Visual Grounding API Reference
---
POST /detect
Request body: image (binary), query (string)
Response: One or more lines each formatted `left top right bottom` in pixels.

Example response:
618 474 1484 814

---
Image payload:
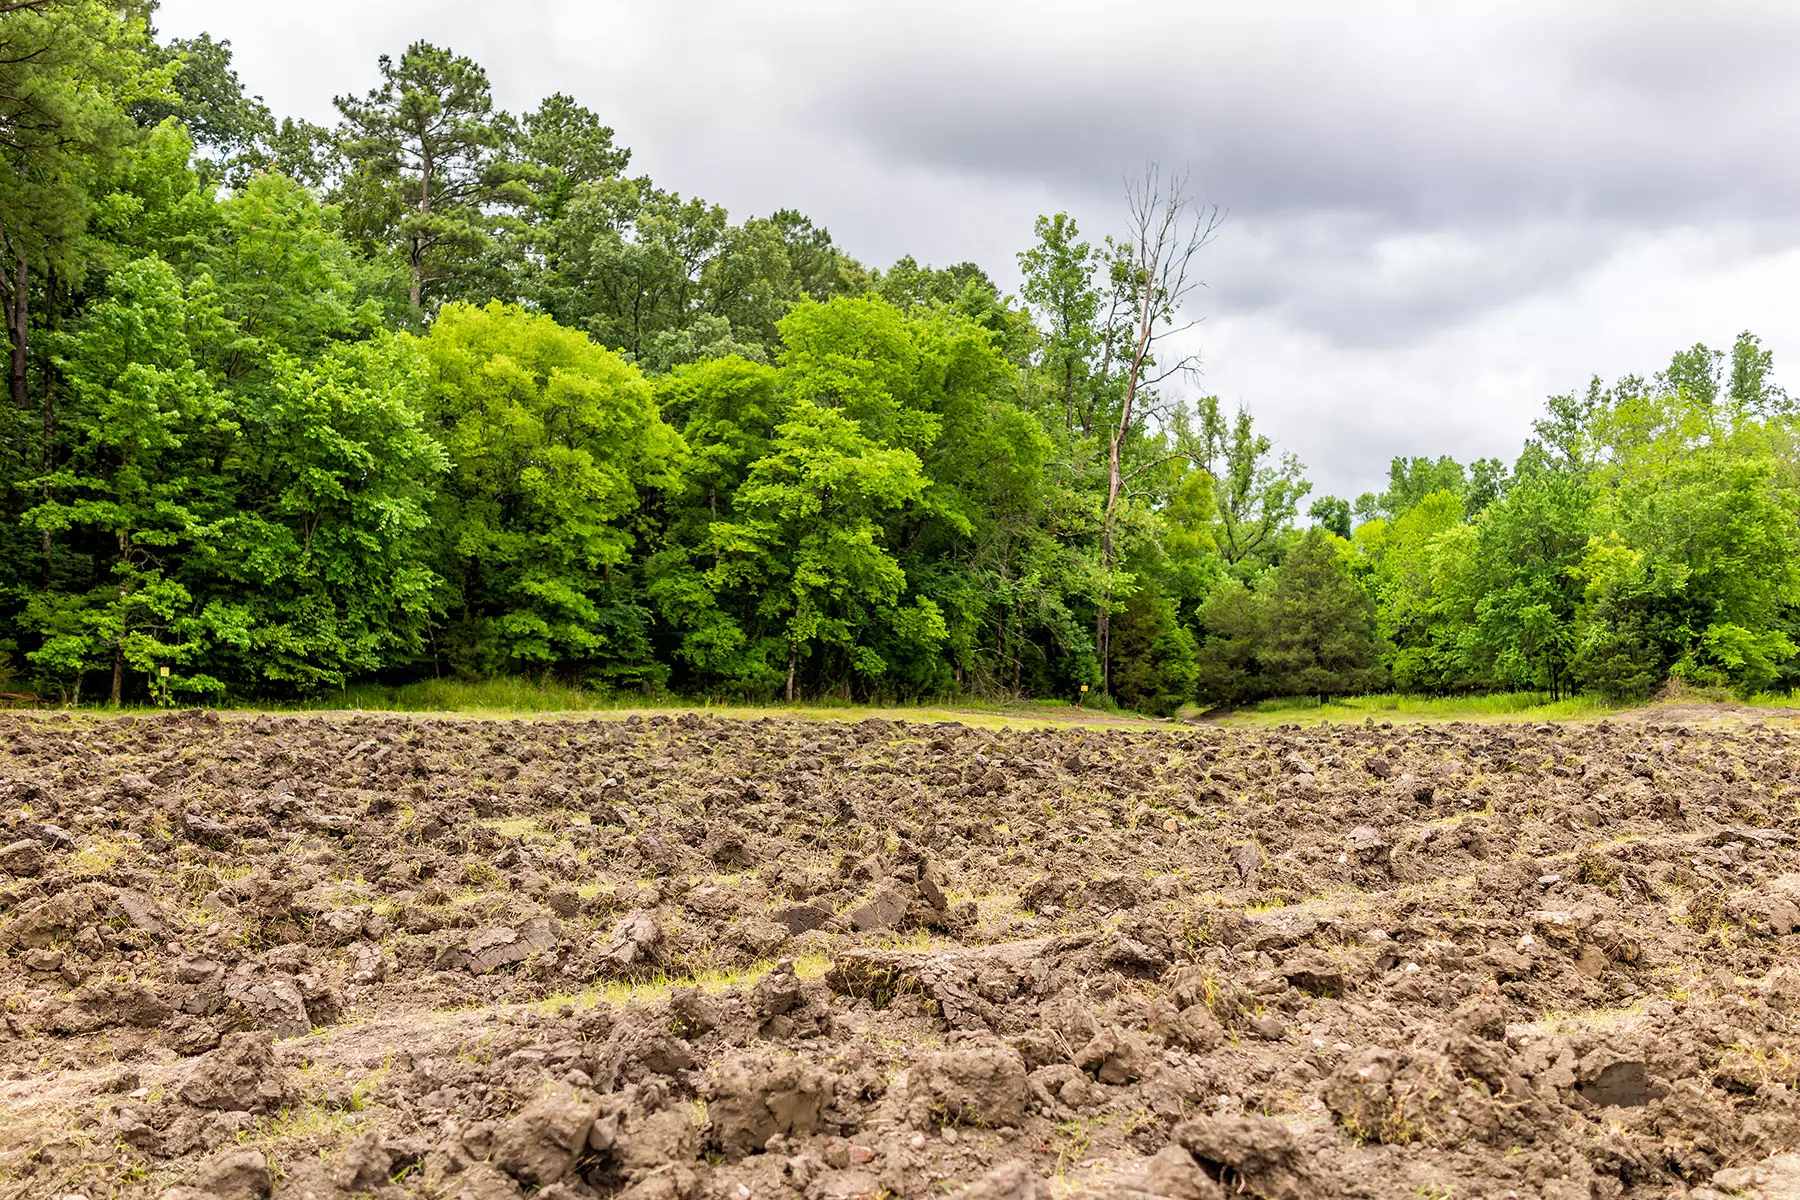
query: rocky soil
6 709 1800 1199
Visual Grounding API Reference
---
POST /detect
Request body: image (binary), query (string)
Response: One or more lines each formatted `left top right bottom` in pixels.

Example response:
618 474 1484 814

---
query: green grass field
1212 690 1625 727
18 675 1800 730
1209 687 1800 728
293 677 1163 730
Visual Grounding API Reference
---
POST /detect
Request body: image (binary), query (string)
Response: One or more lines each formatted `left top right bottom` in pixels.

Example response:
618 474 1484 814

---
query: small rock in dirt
1170 1004 1225 1052
327 1132 427 1192
316 908 367 944
49 978 173 1034
1228 843 1261 886
182 810 236 848
772 902 832 936
1171 1114 1313 1200
23 819 76 849
160 1148 271 1200
704 1056 836 1158
591 1103 699 1173
349 941 388 983
112 886 171 937
173 956 224 984
945 1162 1048 1200
600 909 661 971
1577 1058 1652 1108
545 886 582 918
1322 1048 1460 1145
1280 953 1347 997
222 976 312 1038
443 1162 525 1200
492 1084 600 1186
908 1043 1029 1127
1028 1063 1107 1115
1074 1026 1150 1085
178 1031 288 1113
845 885 911 933
460 918 560 975
20 946 63 972
1247 1013 1286 1040
1770 897 1800 936
750 959 807 1017
1573 944 1610 978
0 839 44 875
1346 826 1389 865
1136 1144 1226 1200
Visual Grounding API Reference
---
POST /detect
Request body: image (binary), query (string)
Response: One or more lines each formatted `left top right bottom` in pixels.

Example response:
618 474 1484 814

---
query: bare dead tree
1096 164 1222 695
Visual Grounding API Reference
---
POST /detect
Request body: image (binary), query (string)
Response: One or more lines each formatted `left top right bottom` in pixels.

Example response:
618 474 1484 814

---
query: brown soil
6 709 1800 1199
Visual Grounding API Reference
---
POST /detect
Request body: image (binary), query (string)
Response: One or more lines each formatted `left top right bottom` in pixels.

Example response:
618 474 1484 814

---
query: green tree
192 172 382 382
200 333 447 692
1377 455 1466 518
21 256 221 703
1257 529 1384 699
1193 576 1265 707
1017 212 1119 438
419 302 683 680
515 92 630 223
644 355 786 685
334 42 526 308
133 32 273 180
1459 448 1596 697
1353 489 1465 691
1108 587 1198 715
709 400 936 699
0 0 170 408
1309 495 1352 539
1193 395 1310 571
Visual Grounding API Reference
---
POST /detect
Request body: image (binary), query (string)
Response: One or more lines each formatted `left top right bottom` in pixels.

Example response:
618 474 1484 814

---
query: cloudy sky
156 0 1800 501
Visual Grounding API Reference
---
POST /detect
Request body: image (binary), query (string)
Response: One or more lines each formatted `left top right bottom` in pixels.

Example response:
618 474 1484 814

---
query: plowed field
6 709 1800 1199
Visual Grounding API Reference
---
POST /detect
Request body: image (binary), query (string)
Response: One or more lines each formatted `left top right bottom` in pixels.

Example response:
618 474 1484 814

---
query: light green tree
419 302 683 680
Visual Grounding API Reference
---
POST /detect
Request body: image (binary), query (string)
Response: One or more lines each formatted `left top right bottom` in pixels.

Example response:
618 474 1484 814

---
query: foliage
1 14 1796 716
418 301 681 683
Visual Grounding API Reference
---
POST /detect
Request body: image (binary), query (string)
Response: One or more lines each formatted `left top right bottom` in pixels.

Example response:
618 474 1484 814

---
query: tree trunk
1098 415 1127 694
39 266 53 589
1094 168 1219 698
2 238 26 410
111 537 128 706
786 646 796 703
1013 598 1025 700
411 146 433 308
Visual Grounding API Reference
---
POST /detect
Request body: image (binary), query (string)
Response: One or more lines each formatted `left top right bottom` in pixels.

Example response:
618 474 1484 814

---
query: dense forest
3 2 1796 713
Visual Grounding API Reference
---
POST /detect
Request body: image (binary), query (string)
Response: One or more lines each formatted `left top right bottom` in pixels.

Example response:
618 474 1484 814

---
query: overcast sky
155 0 1800 501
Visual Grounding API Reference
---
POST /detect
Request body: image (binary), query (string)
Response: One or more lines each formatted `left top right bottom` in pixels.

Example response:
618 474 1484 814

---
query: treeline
1 4 1795 713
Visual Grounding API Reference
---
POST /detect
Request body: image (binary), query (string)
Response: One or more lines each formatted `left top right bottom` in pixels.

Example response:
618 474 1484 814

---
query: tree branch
1120 451 1195 486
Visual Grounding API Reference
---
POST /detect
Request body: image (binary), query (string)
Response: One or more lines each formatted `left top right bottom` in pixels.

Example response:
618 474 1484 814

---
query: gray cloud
154 0 1800 498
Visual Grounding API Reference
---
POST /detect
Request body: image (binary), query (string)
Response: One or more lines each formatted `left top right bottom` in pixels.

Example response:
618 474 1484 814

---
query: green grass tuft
1222 690 1625 726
